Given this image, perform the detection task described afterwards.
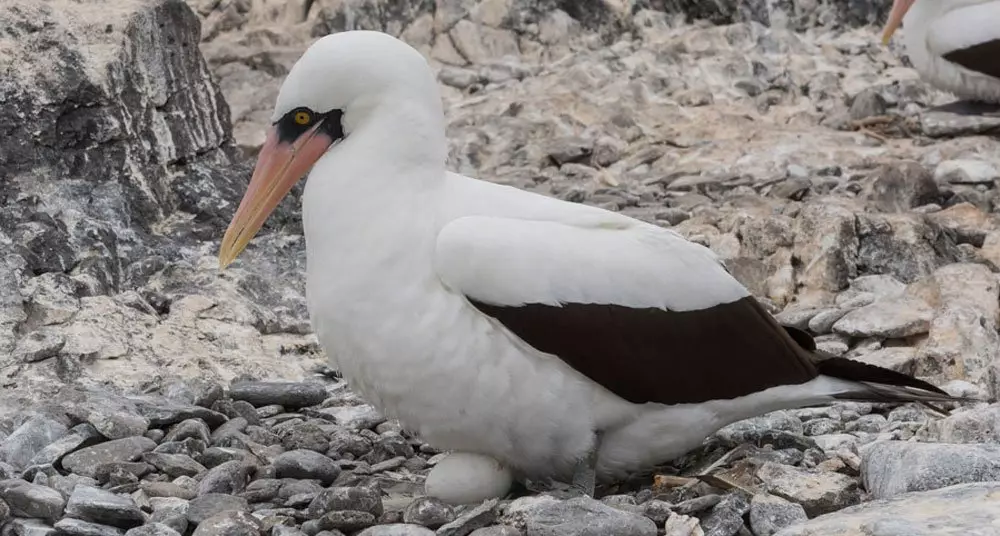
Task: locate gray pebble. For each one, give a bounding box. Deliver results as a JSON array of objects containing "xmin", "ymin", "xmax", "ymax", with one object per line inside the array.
[
  {"xmin": 54, "ymin": 519, "xmax": 126, "ymax": 536},
  {"xmin": 246, "ymin": 426, "xmax": 281, "ymax": 446},
  {"xmin": 274, "ymin": 451, "xmax": 339, "ymax": 485},
  {"xmin": 356, "ymin": 525, "xmax": 434, "ymax": 536},
  {"xmin": 0, "ymin": 480, "xmax": 65, "ymax": 520},
  {"xmin": 188, "ymin": 494, "xmax": 250, "ymax": 525},
  {"xmin": 87, "ymin": 410, "xmax": 150, "ymax": 441},
  {"xmin": 143, "ymin": 453, "xmax": 207, "ymax": 478},
  {"xmin": 211, "ymin": 418, "xmax": 249, "ymax": 445},
  {"xmin": 318, "ymin": 511, "xmax": 376, "ymax": 533},
  {"xmin": 230, "ymin": 401, "xmax": 262, "ymax": 426},
  {"xmin": 125, "ymin": 524, "xmax": 182, "ymax": 536},
  {"xmin": 749, "ymin": 494, "xmax": 808, "ymax": 536},
  {"xmin": 197, "ymin": 448, "xmax": 249, "ymax": 468},
  {"xmin": 29, "ymin": 423, "xmax": 101, "ymax": 467},
  {"xmin": 846, "ymin": 414, "xmax": 888, "ymax": 434},
  {"xmin": 674, "ymin": 494, "xmax": 721, "ymax": 515},
  {"xmin": 368, "ymin": 435, "xmax": 413, "ymax": 464},
  {"xmin": 191, "ymin": 510, "xmax": 261, "ymax": 536},
  {"xmin": 133, "ymin": 399, "xmax": 228, "ymax": 429},
  {"xmin": 229, "ymin": 382, "xmax": 327, "ymax": 408},
  {"xmin": 65, "ymin": 485, "xmax": 145, "ymax": 528},
  {"xmin": 198, "ymin": 460, "xmax": 251, "ymax": 495},
  {"xmin": 299, "ymin": 520, "xmax": 322, "ymax": 536},
  {"xmin": 163, "ymin": 420, "xmax": 212, "ymax": 444},
  {"xmin": 803, "ymin": 418, "xmax": 841, "ymax": 436},
  {"xmin": 6, "ymin": 518, "xmax": 57, "ymax": 536},
  {"xmin": 154, "ymin": 438, "xmax": 207, "ymax": 457},
  {"xmin": 281, "ymin": 423, "xmax": 330, "ymax": 453},
  {"xmin": 402, "ymin": 496, "xmax": 454, "ymax": 529},
  {"xmin": 862, "ymin": 441, "xmax": 1000, "ymax": 499},
  {"xmin": 501, "ymin": 496, "xmax": 654, "ymax": 536},
  {"xmin": 142, "ymin": 482, "xmax": 197, "ymax": 500},
  {"xmin": 0, "ymin": 417, "xmax": 69, "ymax": 470},
  {"xmin": 701, "ymin": 492, "xmax": 750, "ymax": 536},
  {"xmin": 278, "ymin": 480, "xmax": 324, "ymax": 501},
  {"xmin": 62, "ymin": 437, "xmax": 157, "ymax": 478},
  {"xmin": 640, "ymin": 499, "xmax": 672, "ymax": 524},
  {"xmin": 242, "ymin": 479, "xmax": 281, "ymax": 503},
  {"xmin": 467, "ymin": 528, "xmax": 520, "ymax": 536},
  {"xmin": 307, "ymin": 486, "xmax": 383, "ymax": 518}
]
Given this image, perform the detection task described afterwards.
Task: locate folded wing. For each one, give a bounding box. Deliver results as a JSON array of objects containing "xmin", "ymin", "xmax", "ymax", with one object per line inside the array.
[{"xmin": 433, "ymin": 216, "xmax": 820, "ymax": 406}]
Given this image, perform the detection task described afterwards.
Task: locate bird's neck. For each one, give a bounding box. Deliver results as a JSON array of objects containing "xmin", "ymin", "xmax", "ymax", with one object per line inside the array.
[{"xmin": 300, "ymin": 103, "xmax": 447, "ymax": 294}]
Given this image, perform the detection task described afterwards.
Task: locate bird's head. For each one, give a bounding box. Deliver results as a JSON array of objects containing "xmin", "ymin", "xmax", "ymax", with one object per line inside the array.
[
  {"xmin": 218, "ymin": 30, "xmax": 439, "ymax": 269},
  {"xmin": 882, "ymin": 0, "xmax": 918, "ymax": 44}
]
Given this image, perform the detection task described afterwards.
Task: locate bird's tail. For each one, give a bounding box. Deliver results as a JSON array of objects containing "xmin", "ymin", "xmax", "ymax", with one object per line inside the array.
[{"xmin": 812, "ymin": 353, "xmax": 985, "ymax": 407}]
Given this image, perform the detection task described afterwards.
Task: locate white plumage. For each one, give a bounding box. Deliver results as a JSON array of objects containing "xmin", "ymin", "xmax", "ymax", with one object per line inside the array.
[
  {"xmin": 218, "ymin": 30, "xmax": 964, "ymax": 502},
  {"xmin": 885, "ymin": 0, "xmax": 1000, "ymax": 103}
]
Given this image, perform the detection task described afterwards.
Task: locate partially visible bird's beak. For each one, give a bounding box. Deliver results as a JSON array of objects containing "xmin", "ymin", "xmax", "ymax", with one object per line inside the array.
[
  {"xmin": 882, "ymin": 0, "xmax": 916, "ymax": 45},
  {"xmin": 218, "ymin": 122, "xmax": 335, "ymax": 269}
]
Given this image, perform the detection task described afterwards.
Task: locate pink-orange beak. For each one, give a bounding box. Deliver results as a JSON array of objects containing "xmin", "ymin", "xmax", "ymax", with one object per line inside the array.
[
  {"xmin": 218, "ymin": 122, "xmax": 335, "ymax": 268},
  {"xmin": 881, "ymin": 0, "xmax": 916, "ymax": 45}
]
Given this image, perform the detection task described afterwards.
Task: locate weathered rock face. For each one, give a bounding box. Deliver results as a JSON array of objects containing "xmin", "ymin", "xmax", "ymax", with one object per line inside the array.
[
  {"xmin": 0, "ymin": 0, "xmax": 322, "ymax": 395},
  {"xmin": 775, "ymin": 482, "xmax": 1000, "ymax": 536}
]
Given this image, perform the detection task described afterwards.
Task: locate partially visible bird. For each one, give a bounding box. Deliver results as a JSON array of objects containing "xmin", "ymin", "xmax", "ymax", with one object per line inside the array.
[
  {"xmin": 883, "ymin": 0, "xmax": 1000, "ymax": 104},
  {"xmin": 218, "ymin": 30, "xmax": 972, "ymax": 504}
]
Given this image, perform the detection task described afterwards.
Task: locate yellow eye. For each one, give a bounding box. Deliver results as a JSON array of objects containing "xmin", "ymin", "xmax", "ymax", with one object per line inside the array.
[{"xmin": 294, "ymin": 111, "xmax": 311, "ymax": 125}]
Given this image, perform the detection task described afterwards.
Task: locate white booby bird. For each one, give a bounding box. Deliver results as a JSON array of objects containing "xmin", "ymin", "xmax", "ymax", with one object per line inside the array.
[
  {"xmin": 882, "ymin": 0, "xmax": 1000, "ymax": 103},
  {"xmin": 218, "ymin": 30, "xmax": 966, "ymax": 502}
]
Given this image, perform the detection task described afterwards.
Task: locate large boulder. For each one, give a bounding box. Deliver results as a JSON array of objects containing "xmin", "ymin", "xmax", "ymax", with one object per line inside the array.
[{"xmin": 0, "ymin": 0, "xmax": 320, "ymax": 395}]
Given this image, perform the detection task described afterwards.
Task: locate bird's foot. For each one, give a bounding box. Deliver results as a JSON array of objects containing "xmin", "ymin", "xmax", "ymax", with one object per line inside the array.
[
  {"xmin": 523, "ymin": 478, "xmax": 595, "ymax": 500},
  {"xmin": 523, "ymin": 433, "xmax": 603, "ymax": 499},
  {"xmin": 569, "ymin": 446, "xmax": 598, "ymax": 498}
]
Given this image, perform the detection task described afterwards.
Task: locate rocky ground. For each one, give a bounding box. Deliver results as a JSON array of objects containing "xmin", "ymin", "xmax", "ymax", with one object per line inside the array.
[{"xmin": 3, "ymin": 0, "xmax": 1000, "ymax": 534}]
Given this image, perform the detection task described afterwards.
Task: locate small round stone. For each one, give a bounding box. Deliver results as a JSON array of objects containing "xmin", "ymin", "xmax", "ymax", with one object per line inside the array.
[{"xmin": 402, "ymin": 496, "xmax": 454, "ymax": 529}]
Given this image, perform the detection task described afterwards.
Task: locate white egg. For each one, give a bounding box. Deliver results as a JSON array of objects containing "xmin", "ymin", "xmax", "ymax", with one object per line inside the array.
[{"xmin": 424, "ymin": 452, "xmax": 514, "ymax": 505}]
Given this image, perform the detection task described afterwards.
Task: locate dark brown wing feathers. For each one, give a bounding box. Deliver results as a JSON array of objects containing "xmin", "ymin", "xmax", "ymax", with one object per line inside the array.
[
  {"xmin": 470, "ymin": 296, "xmax": 819, "ymax": 405},
  {"xmin": 943, "ymin": 39, "xmax": 1000, "ymax": 79},
  {"xmin": 471, "ymin": 295, "xmax": 960, "ymax": 405}
]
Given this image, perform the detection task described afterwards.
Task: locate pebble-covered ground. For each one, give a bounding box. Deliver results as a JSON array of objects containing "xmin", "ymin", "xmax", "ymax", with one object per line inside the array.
[{"xmin": 4, "ymin": 0, "xmax": 1000, "ymax": 535}]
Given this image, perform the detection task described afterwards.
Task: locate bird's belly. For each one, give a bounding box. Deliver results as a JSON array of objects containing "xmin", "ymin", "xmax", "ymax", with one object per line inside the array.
[{"xmin": 307, "ymin": 284, "xmax": 632, "ymax": 479}]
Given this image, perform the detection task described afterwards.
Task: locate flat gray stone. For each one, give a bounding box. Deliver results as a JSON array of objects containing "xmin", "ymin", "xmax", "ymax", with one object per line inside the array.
[
  {"xmin": 0, "ymin": 479, "xmax": 65, "ymax": 520},
  {"xmin": 501, "ymin": 496, "xmax": 656, "ymax": 536},
  {"xmin": 749, "ymin": 494, "xmax": 807, "ymax": 536},
  {"xmin": 832, "ymin": 297, "xmax": 933, "ymax": 339},
  {"xmin": 356, "ymin": 525, "xmax": 434, "ymax": 536},
  {"xmin": 0, "ymin": 416, "xmax": 69, "ymax": 469},
  {"xmin": 61, "ymin": 437, "xmax": 157, "ymax": 478},
  {"xmin": 54, "ymin": 518, "xmax": 126, "ymax": 536},
  {"xmin": 308, "ymin": 486, "xmax": 383, "ymax": 518},
  {"xmin": 273, "ymin": 450, "xmax": 339, "ymax": 485},
  {"xmin": 861, "ymin": 441, "xmax": 1000, "ymax": 499},
  {"xmin": 29, "ymin": 423, "xmax": 102, "ymax": 466},
  {"xmin": 755, "ymin": 462, "xmax": 860, "ymax": 517},
  {"xmin": 6, "ymin": 518, "xmax": 57, "ymax": 536},
  {"xmin": 187, "ymin": 494, "xmax": 249, "ymax": 525},
  {"xmin": 143, "ymin": 453, "xmax": 207, "ymax": 478},
  {"xmin": 125, "ymin": 524, "xmax": 182, "ymax": 536},
  {"xmin": 776, "ymin": 481, "xmax": 1000, "ymax": 535},
  {"xmin": 402, "ymin": 496, "xmax": 454, "ymax": 529},
  {"xmin": 197, "ymin": 460, "xmax": 250, "ymax": 495},
  {"xmin": 228, "ymin": 382, "xmax": 327, "ymax": 408},
  {"xmin": 190, "ymin": 510, "xmax": 261, "ymax": 536},
  {"xmin": 65, "ymin": 485, "xmax": 144, "ymax": 528}
]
